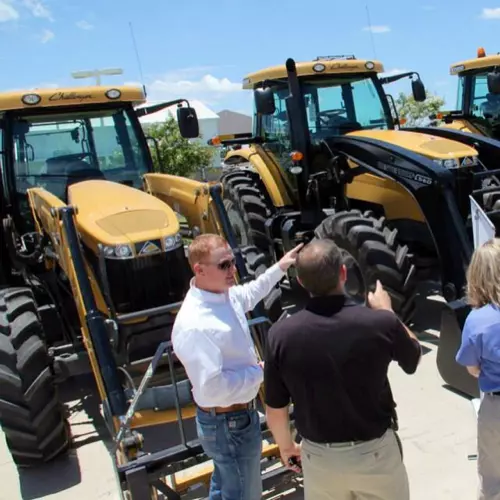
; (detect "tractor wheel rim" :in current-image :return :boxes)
[340,249,366,304]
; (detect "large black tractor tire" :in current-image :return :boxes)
[221,168,275,257]
[314,209,418,323]
[241,245,284,324]
[0,287,70,467]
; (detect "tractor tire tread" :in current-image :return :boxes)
[314,210,417,323]
[0,287,70,468]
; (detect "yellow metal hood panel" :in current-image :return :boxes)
[67,180,179,246]
[347,130,478,160]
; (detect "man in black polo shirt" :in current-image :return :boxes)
[264,239,422,500]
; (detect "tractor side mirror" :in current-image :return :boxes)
[487,71,500,94]
[177,106,199,139]
[254,87,276,115]
[412,78,426,102]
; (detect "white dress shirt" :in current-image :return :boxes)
[171,263,285,408]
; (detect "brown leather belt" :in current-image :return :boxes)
[198,401,255,414]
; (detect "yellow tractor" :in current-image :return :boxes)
[211,55,500,399]
[0,84,288,498]
[435,47,500,139]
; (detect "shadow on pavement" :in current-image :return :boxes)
[18,452,82,500]
[17,375,110,499]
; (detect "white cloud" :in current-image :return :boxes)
[76,20,93,30]
[145,68,243,107]
[0,1,18,21]
[40,28,53,43]
[23,0,53,21]
[480,7,500,19]
[362,25,390,33]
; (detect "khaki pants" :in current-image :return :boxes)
[300,428,409,500]
[478,394,500,500]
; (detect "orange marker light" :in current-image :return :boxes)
[478,47,486,58]
[211,136,221,146]
[290,151,303,161]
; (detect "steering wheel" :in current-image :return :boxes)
[48,152,93,163]
[318,109,348,126]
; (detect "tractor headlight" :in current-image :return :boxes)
[433,158,460,169]
[102,244,134,259]
[164,232,183,251]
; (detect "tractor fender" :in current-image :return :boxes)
[224,147,293,208]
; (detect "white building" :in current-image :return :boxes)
[137,99,220,169]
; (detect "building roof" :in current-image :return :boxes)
[217,109,252,134]
[138,99,219,124]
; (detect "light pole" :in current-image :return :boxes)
[71,68,123,86]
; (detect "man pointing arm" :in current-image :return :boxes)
[172,234,302,500]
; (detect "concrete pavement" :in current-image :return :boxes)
[0,289,480,499]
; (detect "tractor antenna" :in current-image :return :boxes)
[129,21,147,96]
[365,5,378,60]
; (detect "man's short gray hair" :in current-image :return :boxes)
[296,239,343,296]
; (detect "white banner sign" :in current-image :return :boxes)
[469,195,496,250]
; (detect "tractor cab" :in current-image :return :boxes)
[0,86,199,233]
[443,47,500,139]
[249,55,426,180]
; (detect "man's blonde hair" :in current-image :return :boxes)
[187,233,228,270]
[466,238,500,308]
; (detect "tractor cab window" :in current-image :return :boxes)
[302,76,390,141]
[469,74,500,122]
[12,106,149,205]
[259,87,294,171]
[456,76,465,111]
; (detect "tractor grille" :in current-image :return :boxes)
[104,247,192,315]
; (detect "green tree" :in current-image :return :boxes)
[147,116,215,177]
[395,90,445,126]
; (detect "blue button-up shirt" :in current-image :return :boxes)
[456,304,500,393]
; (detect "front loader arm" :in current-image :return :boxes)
[324,136,473,300]
[26,187,127,418]
[143,173,223,235]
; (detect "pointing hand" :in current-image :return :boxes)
[278,243,305,271]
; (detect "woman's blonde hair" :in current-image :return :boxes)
[466,238,500,308]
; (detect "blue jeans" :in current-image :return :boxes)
[196,406,262,500]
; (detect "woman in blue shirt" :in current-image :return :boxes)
[456,238,500,500]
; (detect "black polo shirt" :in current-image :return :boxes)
[264,294,421,443]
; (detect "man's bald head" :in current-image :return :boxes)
[296,239,345,296]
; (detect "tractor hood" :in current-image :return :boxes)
[347,130,478,162]
[67,180,181,255]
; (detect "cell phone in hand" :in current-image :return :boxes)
[288,456,302,472]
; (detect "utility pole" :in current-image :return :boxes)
[71,68,123,86]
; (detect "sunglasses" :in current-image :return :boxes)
[217,257,236,271]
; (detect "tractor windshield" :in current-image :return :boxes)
[258,74,391,170]
[10,105,150,205]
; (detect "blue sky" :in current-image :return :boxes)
[1,0,500,116]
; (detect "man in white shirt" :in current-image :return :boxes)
[172,233,302,500]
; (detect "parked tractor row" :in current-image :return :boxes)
[1,47,499,498]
